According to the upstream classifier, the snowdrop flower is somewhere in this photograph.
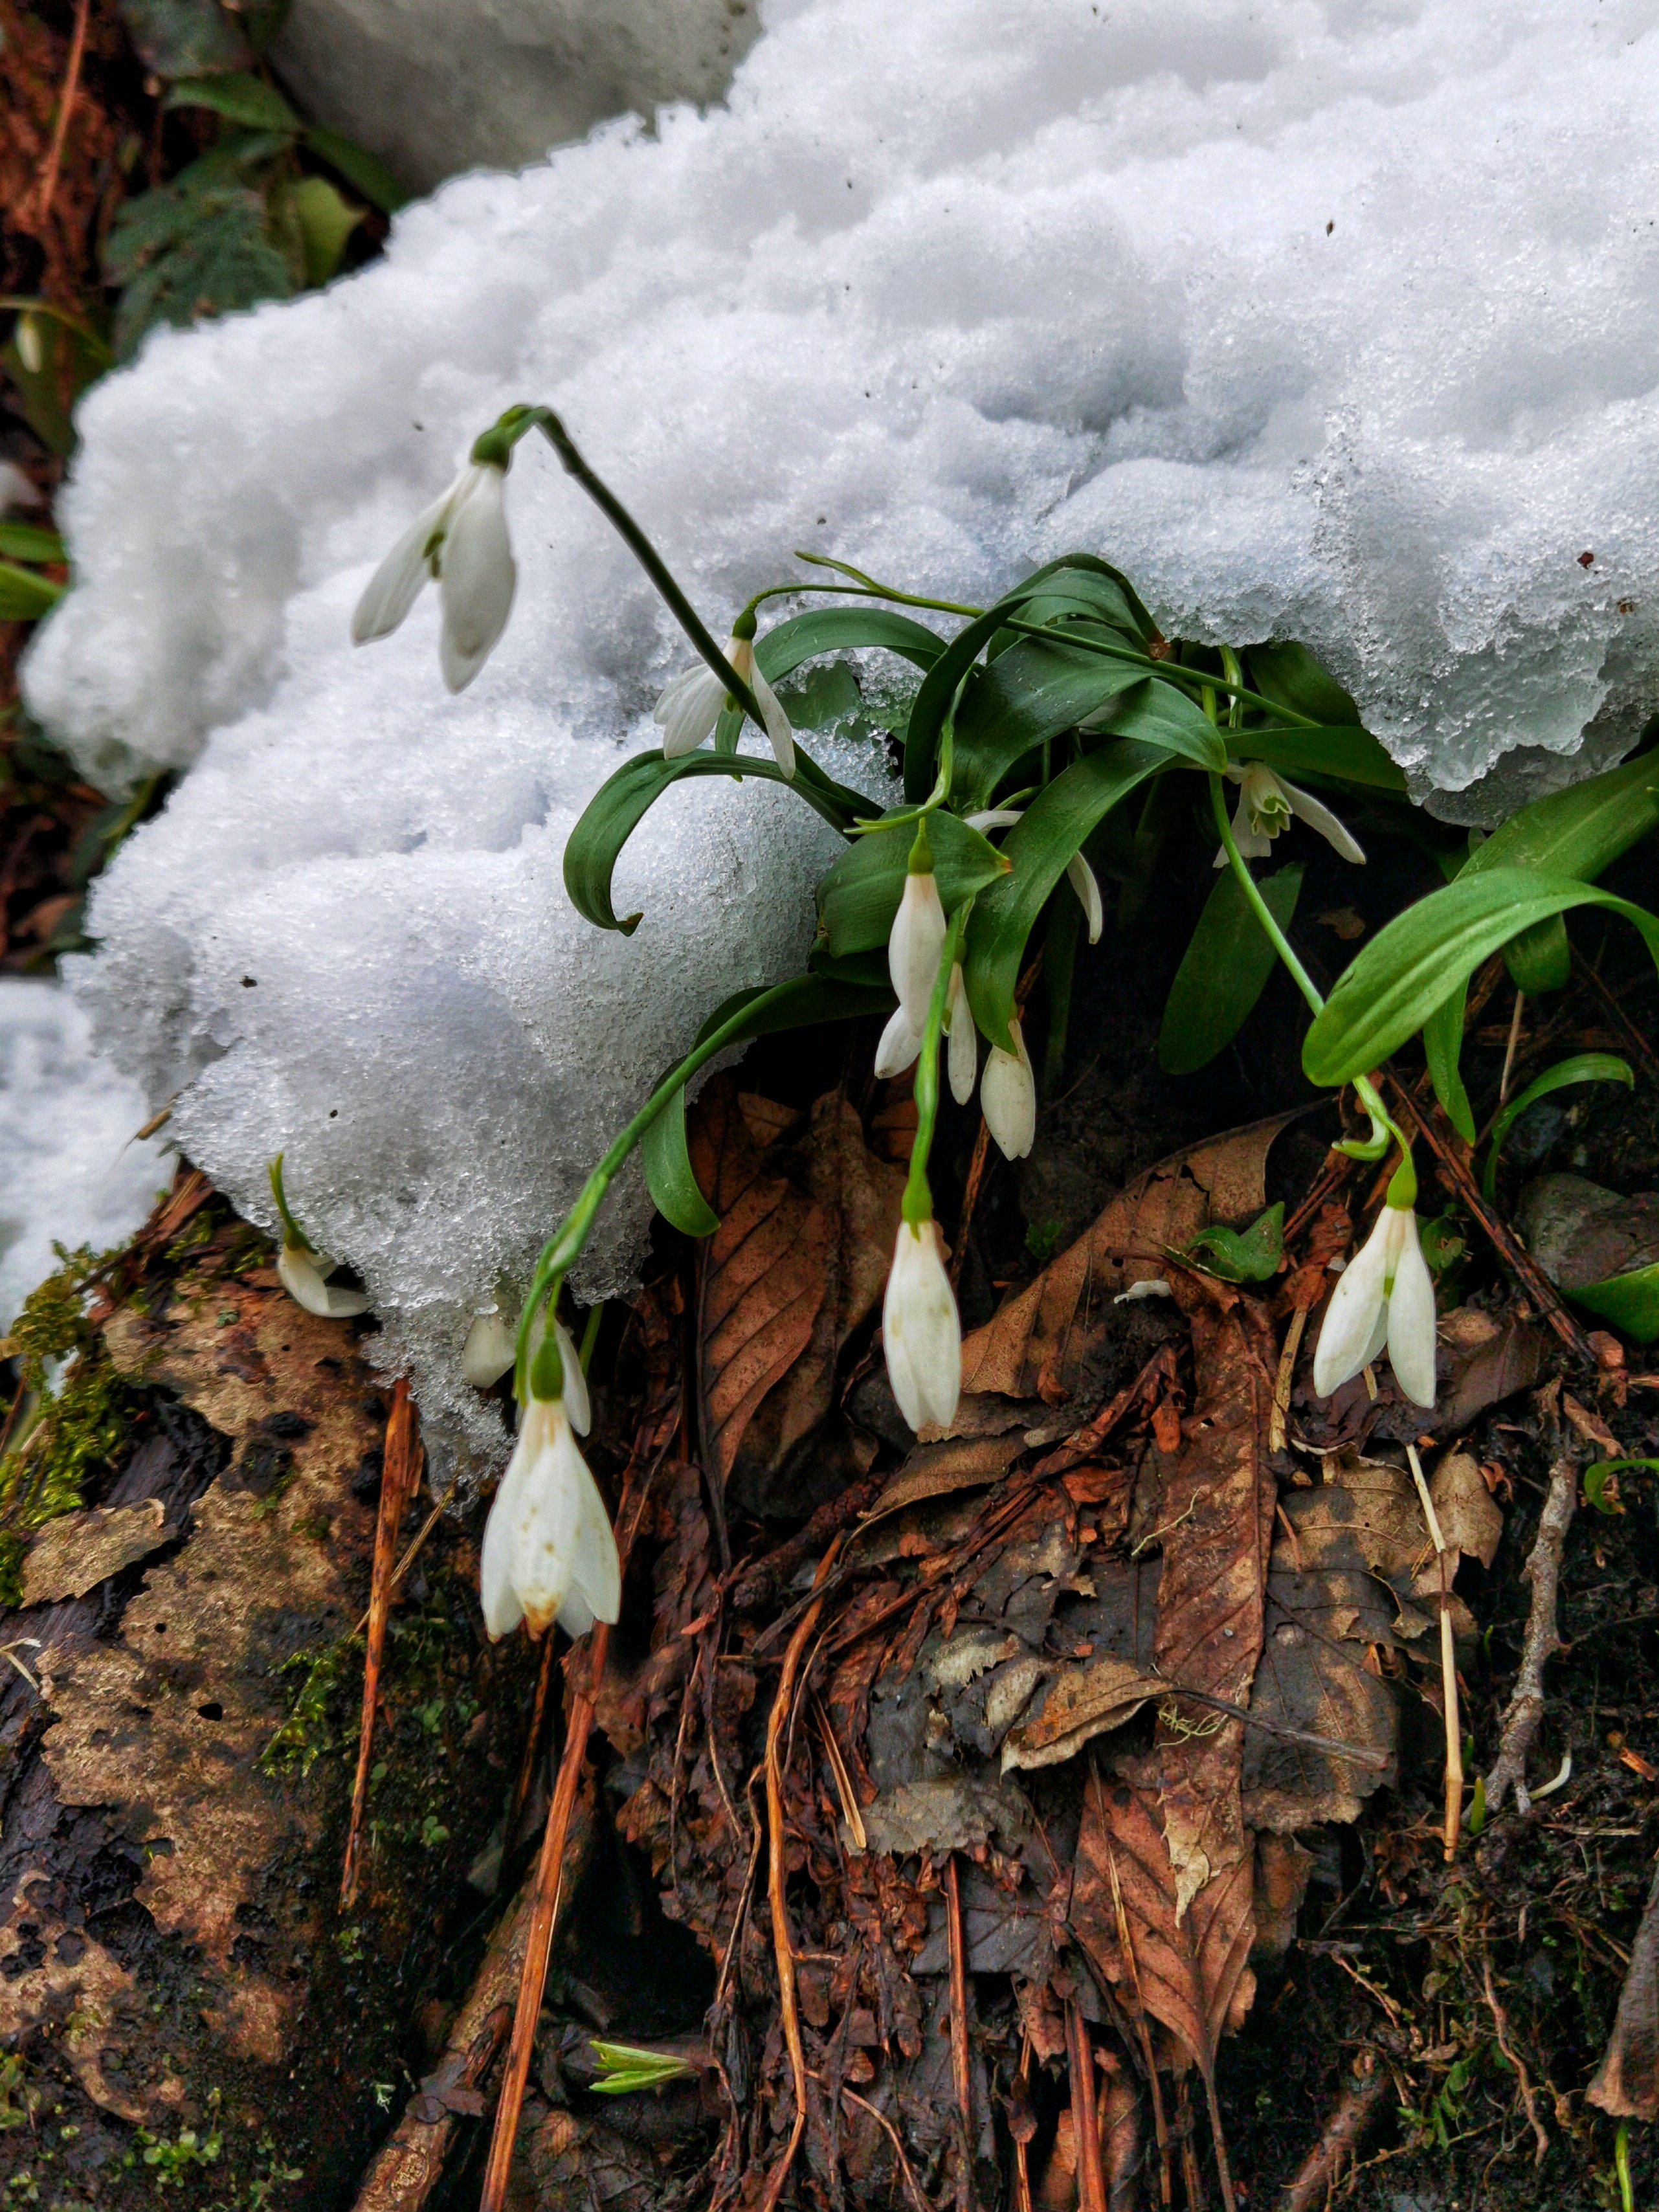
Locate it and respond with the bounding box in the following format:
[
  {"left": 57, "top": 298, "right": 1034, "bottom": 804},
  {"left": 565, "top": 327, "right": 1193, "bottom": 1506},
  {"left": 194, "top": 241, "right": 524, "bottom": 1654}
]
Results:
[
  {"left": 965, "top": 809, "right": 1102, "bottom": 943},
  {"left": 463, "top": 1304, "right": 591, "bottom": 1433},
  {"left": 352, "top": 460, "right": 516, "bottom": 693},
  {"left": 1312, "top": 1201, "right": 1437, "bottom": 1408},
  {"left": 883, "top": 1216, "right": 961, "bottom": 1432},
  {"left": 946, "top": 965, "right": 977, "bottom": 1104},
  {"left": 981, "top": 1015, "right": 1036, "bottom": 1160},
  {"left": 874, "top": 854, "right": 947, "bottom": 1078},
  {"left": 653, "top": 623, "right": 795, "bottom": 777},
  {"left": 1214, "top": 763, "right": 1365, "bottom": 867},
  {"left": 480, "top": 1391, "right": 619, "bottom": 1639},
  {"left": 277, "top": 1243, "right": 371, "bottom": 1320}
]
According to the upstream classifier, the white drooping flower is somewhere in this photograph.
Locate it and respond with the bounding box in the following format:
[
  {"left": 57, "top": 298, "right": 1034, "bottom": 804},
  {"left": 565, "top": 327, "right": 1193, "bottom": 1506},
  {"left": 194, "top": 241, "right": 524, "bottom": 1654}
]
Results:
[
  {"left": 352, "top": 460, "right": 517, "bottom": 694},
  {"left": 874, "top": 862, "right": 948, "bottom": 1078},
  {"left": 1214, "top": 763, "right": 1366, "bottom": 866},
  {"left": 980, "top": 1014, "right": 1036, "bottom": 1160},
  {"left": 277, "top": 1242, "right": 371, "bottom": 1319},
  {"left": 1312, "top": 1201, "right": 1437, "bottom": 1408},
  {"left": 883, "top": 1216, "right": 961, "bottom": 1432},
  {"left": 462, "top": 1305, "right": 590, "bottom": 1433},
  {"left": 965, "top": 809, "right": 1103, "bottom": 943},
  {"left": 479, "top": 1392, "right": 620, "bottom": 1639},
  {"left": 946, "top": 964, "right": 977, "bottom": 1104},
  {"left": 653, "top": 632, "right": 796, "bottom": 777}
]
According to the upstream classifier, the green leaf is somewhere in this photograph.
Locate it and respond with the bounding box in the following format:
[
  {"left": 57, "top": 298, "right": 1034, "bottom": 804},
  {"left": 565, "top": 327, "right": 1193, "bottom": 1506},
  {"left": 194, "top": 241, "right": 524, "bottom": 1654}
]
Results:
[
  {"left": 1583, "top": 1460, "right": 1658, "bottom": 1514},
  {"left": 774, "top": 660, "right": 862, "bottom": 732},
  {"left": 641, "top": 976, "right": 892, "bottom": 1236},
  {"left": 563, "top": 748, "right": 874, "bottom": 935},
  {"left": 0, "top": 563, "right": 63, "bottom": 620},
  {"left": 1243, "top": 640, "right": 1361, "bottom": 727},
  {"left": 1185, "top": 1202, "right": 1285, "bottom": 1283},
  {"left": 1093, "top": 677, "right": 1227, "bottom": 772},
  {"left": 588, "top": 2042, "right": 698, "bottom": 2095},
  {"left": 165, "top": 71, "right": 300, "bottom": 131},
  {"left": 304, "top": 126, "right": 411, "bottom": 215},
  {"left": 964, "top": 739, "right": 1168, "bottom": 1051},
  {"left": 1571, "top": 1265, "right": 1659, "bottom": 1345},
  {"left": 1422, "top": 990, "right": 1476, "bottom": 1143},
  {"left": 1158, "top": 862, "right": 1304, "bottom": 1074},
  {"left": 1503, "top": 913, "right": 1571, "bottom": 994},
  {"left": 950, "top": 636, "right": 1144, "bottom": 811},
  {"left": 119, "top": 0, "right": 254, "bottom": 76},
  {"left": 1467, "top": 1774, "right": 1487, "bottom": 1835},
  {"left": 816, "top": 811, "right": 1008, "bottom": 959},
  {"left": 1229, "top": 724, "right": 1407, "bottom": 793},
  {"left": 1480, "top": 1053, "right": 1633, "bottom": 1201},
  {"left": 106, "top": 153, "right": 295, "bottom": 359},
  {"left": 278, "top": 174, "right": 363, "bottom": 287},
  {"left": 1418, "top": 1212, "right": 1465, "bottom": 1273},
  {"left": 0, "top": 523, "right": 63, "bottom": 564},
  {"left": 1304, "top": 868, "right": 1659, "bottom": 1088},
  {"left": 0, "top": 304, "right": 110, "bottom": 457}
]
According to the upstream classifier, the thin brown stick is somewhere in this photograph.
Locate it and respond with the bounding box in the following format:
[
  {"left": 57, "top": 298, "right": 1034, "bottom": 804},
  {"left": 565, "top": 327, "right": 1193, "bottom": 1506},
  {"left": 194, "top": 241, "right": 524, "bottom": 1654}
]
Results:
[
  {"left": 1175, "top": 2075, "right": 1205, "bottom": 2212},
  {"left": 1066, "top": 1999, "right": 1108, "bottom": 2212},
  {"left": 350, "top": 1478, "right": 459, "bottom": 1637},
  {"left": 1098, "top": 1793, "right": 1170, "bottom": 2209},
  {"left": 32, "top": 0, "right": 91, "bottom": 227},
  {"left": 1480, "top": 1951, "right": 1548, "bottom": 2162},
  {"left": 948, "top": 1118, "right": 992, "bottom": 1291},
  {"left": 341, "top": 1379, "right": 421, "bottom": 1911},
  {"left": 1282, "top": 1144, "right": 1353, "bottom": 1247},
  {"left": 1498, "top": 990, "right": 1526, "bottom": 1104},
  {"left": 1385, "top": 1077, "right": 1597, "bottom": 1364},
  {"left": 507, "top": 1631, "right": 557, "bottom": 1846},
  {"left": 946, "top": 1853, "right": 976, "bottom": 2212},
  {"left": 1012, "top": 2033, "right": 1035, "bottom": 2212},
  {"left": 1574, "top": 949, "right": 1659, "bottom": 1085},
  {"left": 841, "top": 2088, "right": 931, "bottom": 2212},
  {"left": 1406, "top": 1442, "right": 1462, "bottom": 1862},
  {"left": 478, "top": 1624, "right": 607, "bottom": 2212},
  {"left": 1269, "top": 1305, "right": 1308, "bottom": 1455},
  {"left": 755, "top": 1542, "right": 842, "bottom": 2212},
  {"left": 1485, "top": 1446, "right": 1579, "bottom": 1815},
  {"left": 1198, "top": 2064, "right": 1238, "bottom": 2212},
  {"left": 1273, "top": 2060, "right": 1387, "bottom": 2212}
]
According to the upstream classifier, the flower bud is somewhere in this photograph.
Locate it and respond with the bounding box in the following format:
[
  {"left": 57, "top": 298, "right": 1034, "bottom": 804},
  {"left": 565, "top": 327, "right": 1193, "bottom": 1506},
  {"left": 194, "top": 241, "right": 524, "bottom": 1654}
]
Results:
[
  {"left": 980, "top": 1015, "right": 1036, "bottom": 1160},
  {"left": 1312, "top": 1201, "right": 1436, "bottom": 1408},
  {"left": 882, "top": 1216, "right": 961, "bottom": 1433},
  {"left": 479, "top": 1393, "right": 619, "bottom": 1640}
]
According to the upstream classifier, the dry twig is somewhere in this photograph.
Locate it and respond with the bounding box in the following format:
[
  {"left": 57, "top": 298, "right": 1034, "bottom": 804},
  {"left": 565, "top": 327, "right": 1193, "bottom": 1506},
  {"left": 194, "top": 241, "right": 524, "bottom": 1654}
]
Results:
[
  {"left": 946, "top": 1853, "right": 977, "bottom": 2212},
  {"left": 1065, "top": 1998, "right": 1108, "bottom": 2212},
  {"left": 1407, "top": 1441, "right": 1463, "bottom": 1862},
  {"left": 341, "top": 1378, "right": 421, "bottom": 1911},
  {"left": 32, "top": 0, "right": 91, "bottom": 227},
  {"left": 1274, "top": 2059, "right": 1388, "bottom": 2212},
  {"left": 1484, "top": 1445, "right": 1579, "bottom": 1815},
  {"left": 1480, "top": 1950, "right": 1549, "bottom": 2162}
]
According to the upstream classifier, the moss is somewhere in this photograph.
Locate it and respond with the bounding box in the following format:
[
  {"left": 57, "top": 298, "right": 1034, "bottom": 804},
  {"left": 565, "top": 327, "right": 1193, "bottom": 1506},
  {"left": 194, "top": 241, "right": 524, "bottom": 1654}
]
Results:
[{"left": 260, "top": 1633, "right": 363, "bottom": 1780}]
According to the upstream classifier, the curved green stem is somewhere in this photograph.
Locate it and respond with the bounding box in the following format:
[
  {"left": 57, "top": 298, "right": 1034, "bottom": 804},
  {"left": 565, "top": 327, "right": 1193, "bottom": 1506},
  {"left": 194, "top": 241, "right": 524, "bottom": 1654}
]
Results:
[
  {"left": 789, "top": 552, "right": 983, "bottom": 619},
  {"left": 902, "top": 911, "right": 965, "bottom": 1227},
  {"left": 471, "top": 405, "right": 769, "bottom": 739},
  {"left": 514, "top": 974, "right": 808, "bottom": 1394}
]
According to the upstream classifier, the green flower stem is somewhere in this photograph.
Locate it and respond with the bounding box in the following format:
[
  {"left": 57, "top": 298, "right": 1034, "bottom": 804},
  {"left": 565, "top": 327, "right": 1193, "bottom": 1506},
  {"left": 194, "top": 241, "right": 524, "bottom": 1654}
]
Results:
[
  {"left": 901, "top": 911, "right": 965, "bottom": 1228},
  {"left": 267, "top": 1154, "right": 311, "bottom": 1253},
  {"left": 471, "top": 404, "right": 769, "bottom": 738},
  {"left": 515, "top": 974, "right": 808, "bottom": 1394},
  {"left": 1208, "top": 772, "right": 1409, "bottom": 1179},
  {"left": 748, "top": 577, "right": 983, "bottom": 621}
]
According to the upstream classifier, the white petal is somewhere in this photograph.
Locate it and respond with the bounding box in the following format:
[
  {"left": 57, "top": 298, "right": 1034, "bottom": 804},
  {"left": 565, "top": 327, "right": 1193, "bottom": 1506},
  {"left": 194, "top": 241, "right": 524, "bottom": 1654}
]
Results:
[
  {"left": 652, "top": 663, "right": 709, "bottom": 722},
  {"left": 882, "top": 1219, "right": 961, "bottom": 1431},
  {"left": 278, "top": 1243, "right": 370, "bottom": 1319},
  {"left": 438, "top": 465, "right": 516, "bottom": 693},
  {"left": 750, "top": 666, "right": 797, "bottom": 779},
  {"left": 965, "top": 807, "right": 1023, "bottom": 833},
  {"left": 1230, "top": 790, "right": 1275, "bottom": 861},
  {"left": 480, "top": 1451, "right": 528, "bottom": 1638},
  {"left": 946, "top": 966, "right": 977, "bottom": 1104},
  {"left": 888, "top": 869, "right": 947, "bottom": 1023},
  {"left": 1311, "top": 1214, "right": 1392, "bottom": 1395},
  {"left": 1284, "top": 779, "right": 1367, "bottom": 866},
  {"left": 980, "top": 1017, "right": 1036, "bottom": 1160},
  {"left": 1065, "top": 851, "right": 1104, "bottom": 943},
  {"left": 462, "top": 1308, "right": 515, "bottom": 1389},
  {"left": 555, "top": 1317, "right": 591, "bottom": 1436},
  {"left": 874, "top": 1005, "right": 923, "bottom": 1079},
  {"left": 657, "top": 667, "right": 725, "bottom": 756},
  {"left": 1383, "top": 1211, "right": 1438, "bottom": 1407},
  {"left": 511, "top": 1402, "right": 620, "bottom": 1637},
  {"left": 351, "top": 487, "right": 450, "bottom": 644}
]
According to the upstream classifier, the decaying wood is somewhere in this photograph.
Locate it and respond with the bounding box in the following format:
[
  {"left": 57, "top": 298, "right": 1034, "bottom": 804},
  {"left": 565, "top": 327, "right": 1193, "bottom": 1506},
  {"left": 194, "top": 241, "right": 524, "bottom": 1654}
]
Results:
[
  {"left": 1274, "top": 2058, "right": 1388, "bottom": 2211},
  {"left": 1589, "top": 1860, "right": 1659, "bottom": 2119},
  {"left": 1484, "top": 1446, "right": 1579, "bottom": 1815}
]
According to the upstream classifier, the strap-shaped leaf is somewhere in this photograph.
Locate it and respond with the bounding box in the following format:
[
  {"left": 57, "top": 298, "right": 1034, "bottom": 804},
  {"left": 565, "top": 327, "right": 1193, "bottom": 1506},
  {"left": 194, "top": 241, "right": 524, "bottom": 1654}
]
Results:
[
  {"left": 1480, "top": 1052, "right": 1633, "bottom": 1202},
  {"left": 1304, "top": 868, "right": 1659, "bottom": 1087},
  {"left": 1158, "top": 862, "right": 1304, "bottom": 1074},
  {"left": 564, "top": 748, "right": 875, "bottom": 933},
  {"left": 1093, "top": 678, "right": 1227, "bottom": 771},
  {"left": 0, "top": 522, "right": 63, "bottom": 564},
  {"left": 714, "top": 603, "right": 944, "bottom": 751},
  {"left": 816, "top": 810, "right": 1008, "bottom": 959},
  {"left": 964, "top": 739, "right": 1169, "bottom": 1050},
  {"left": 1504, "top": 911, "right": 1571, "bottom": 994},
  {"left": 1415, "top": 745, "right": 1659, "bottom": 1123},
  {"left": 952, "top": 636, "right": 1145, "bottom": 810},
  {"left": 1243, "top": 640, "right": 1361, "bottom": 727},
  {"left": 1229, "top": 725, "right": 1407, "bottom": 793},
  {"left": 0, "top": 561, "right": 61, "bottom": 620},
  {"left": 640, "top": 976, "right": 893, "bottom": 1235}
]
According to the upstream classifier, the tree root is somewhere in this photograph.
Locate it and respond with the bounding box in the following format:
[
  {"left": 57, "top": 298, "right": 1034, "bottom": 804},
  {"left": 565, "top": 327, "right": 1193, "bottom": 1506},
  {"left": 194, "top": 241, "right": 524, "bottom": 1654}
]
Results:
[
  {"left": 1484, "top": 1445, "right": 1579, "bottom": 1815},
  {"left": 1273, "top": 2058, "right": 1388, "bottom": 2212}
]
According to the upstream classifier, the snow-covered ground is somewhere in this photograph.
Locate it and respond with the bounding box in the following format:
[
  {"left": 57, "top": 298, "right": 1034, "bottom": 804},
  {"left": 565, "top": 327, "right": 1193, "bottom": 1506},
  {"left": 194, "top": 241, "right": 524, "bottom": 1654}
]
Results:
[{"left": 20, "top": 0, "right": 1659, "bottom": 1477}]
